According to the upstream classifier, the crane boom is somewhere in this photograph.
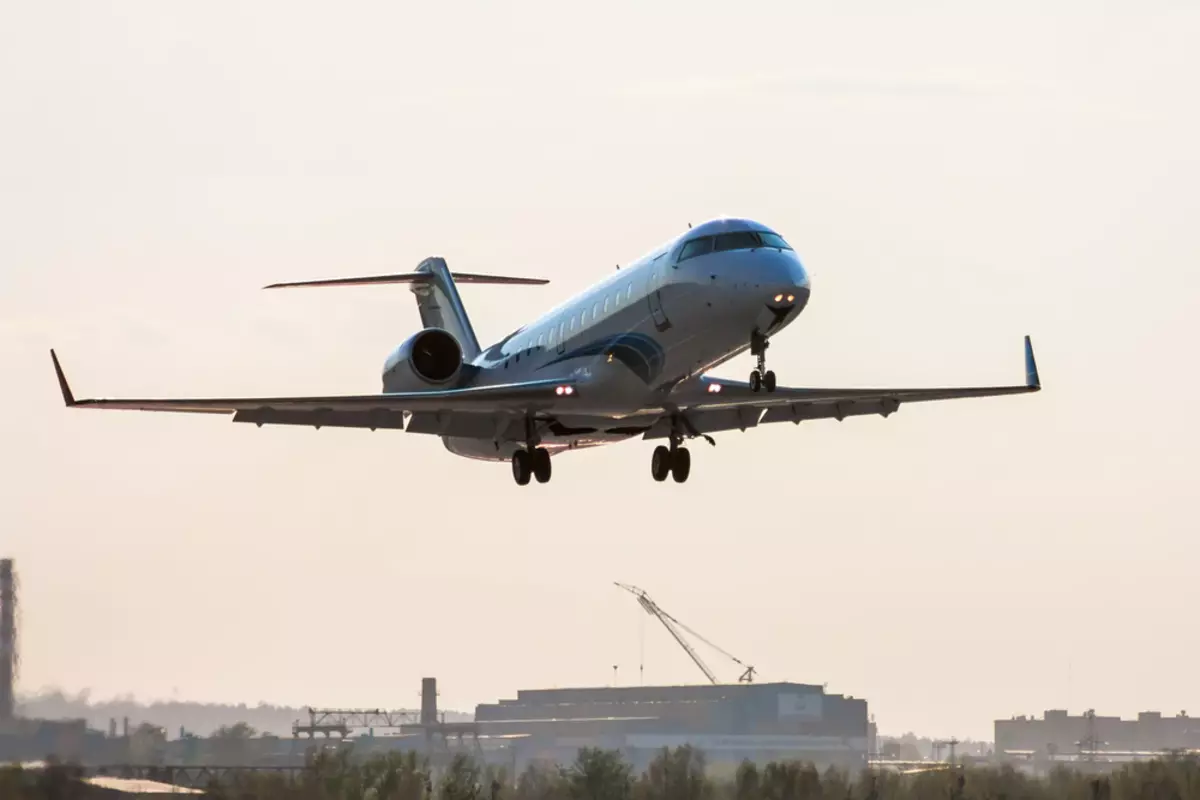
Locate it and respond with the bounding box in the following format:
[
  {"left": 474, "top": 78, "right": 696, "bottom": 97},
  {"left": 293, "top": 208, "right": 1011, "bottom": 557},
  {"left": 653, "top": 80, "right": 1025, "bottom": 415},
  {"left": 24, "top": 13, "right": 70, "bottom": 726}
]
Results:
[{"left": 615, "top": 582, "right": 753, "bottom": 685}]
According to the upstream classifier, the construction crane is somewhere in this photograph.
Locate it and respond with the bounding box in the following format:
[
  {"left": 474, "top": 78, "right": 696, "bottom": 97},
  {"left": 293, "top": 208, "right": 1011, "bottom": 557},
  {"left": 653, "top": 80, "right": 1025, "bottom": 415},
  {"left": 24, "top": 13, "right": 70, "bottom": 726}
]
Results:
[{"left": 615, "top": 582, "right": 755, "bottom": 684}]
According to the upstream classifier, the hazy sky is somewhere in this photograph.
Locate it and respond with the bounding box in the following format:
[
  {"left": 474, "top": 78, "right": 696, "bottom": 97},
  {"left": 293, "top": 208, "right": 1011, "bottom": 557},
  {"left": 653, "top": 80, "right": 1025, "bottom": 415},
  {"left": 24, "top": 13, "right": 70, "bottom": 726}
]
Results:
[{"left": 2, "top": 2, "right": 1197, "bottom": 741}]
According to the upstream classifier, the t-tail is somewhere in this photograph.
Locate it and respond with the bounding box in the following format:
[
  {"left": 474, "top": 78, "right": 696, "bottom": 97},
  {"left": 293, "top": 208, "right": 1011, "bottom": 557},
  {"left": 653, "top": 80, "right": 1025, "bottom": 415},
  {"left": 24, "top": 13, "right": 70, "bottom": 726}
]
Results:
[{"left": 264, "top": 260, "right": 548, "bottom": 360}]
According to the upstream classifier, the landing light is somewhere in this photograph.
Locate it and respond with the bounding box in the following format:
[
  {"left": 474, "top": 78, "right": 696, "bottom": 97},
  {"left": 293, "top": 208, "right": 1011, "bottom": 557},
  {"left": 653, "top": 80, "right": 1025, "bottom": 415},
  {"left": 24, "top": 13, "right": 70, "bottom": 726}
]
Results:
[
  {"left": 556, "top": 385, "right": 575, "bottom": 396},
  {"left": 707, "top": 383, "right": 722, "bottom": 394},
  {"left": 786, "top": 294, "right": 794, "bottom": 302},
  {"left": 774, "top": 293, "right": 783, "bottom": 302}
]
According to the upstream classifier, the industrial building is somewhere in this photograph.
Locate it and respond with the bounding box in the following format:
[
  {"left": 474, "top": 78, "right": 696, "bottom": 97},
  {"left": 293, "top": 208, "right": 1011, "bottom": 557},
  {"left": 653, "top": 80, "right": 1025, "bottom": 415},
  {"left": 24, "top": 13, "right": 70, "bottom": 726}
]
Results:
[
  {"left": 474, "top": 682, "right": 871, "bottom": 770},
  {"left": 996, "top": 709, "right": 1200, "bottom": 760}
]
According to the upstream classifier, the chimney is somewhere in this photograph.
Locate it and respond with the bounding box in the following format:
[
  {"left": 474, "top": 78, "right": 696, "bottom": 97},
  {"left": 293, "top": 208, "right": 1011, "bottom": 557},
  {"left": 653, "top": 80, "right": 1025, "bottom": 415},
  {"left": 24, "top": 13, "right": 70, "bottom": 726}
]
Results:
[
  {"left": 0, "top": 559, "right": 16, "bottom": 722},
  {"left": 421, "top": 678, "right": 438, "bottom": 726}
]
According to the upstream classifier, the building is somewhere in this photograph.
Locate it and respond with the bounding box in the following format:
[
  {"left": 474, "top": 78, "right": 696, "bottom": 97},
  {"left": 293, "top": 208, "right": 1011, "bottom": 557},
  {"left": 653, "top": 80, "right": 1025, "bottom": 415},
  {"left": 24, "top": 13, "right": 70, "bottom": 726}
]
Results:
[
  {"left": 474, "top": 682, "right": 870, "bottom": 771},
  {"left": 996, "top": 709, "right": 1200, "bottom": 760}
]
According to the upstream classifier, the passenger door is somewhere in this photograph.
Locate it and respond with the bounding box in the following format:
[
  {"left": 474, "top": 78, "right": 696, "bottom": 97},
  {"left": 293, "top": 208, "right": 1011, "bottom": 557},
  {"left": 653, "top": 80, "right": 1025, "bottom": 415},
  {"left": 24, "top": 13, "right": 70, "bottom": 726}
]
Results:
[{"left": 647, "top": 257, "right": 672, "bottom": 332}]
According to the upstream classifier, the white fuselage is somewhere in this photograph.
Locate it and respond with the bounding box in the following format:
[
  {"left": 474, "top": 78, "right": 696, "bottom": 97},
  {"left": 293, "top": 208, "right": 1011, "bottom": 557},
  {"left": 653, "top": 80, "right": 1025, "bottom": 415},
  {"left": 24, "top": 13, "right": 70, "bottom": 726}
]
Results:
[{"left": 383, "top": 217, "right": 811, "bottom": 461}]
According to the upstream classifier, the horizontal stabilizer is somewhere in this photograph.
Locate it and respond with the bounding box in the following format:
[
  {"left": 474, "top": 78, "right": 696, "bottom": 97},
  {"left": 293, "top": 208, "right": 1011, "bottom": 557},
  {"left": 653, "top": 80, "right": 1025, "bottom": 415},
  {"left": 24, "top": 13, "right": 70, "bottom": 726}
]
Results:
[{"left": 264, "top": 271, "right": 548, "bottom": 289}]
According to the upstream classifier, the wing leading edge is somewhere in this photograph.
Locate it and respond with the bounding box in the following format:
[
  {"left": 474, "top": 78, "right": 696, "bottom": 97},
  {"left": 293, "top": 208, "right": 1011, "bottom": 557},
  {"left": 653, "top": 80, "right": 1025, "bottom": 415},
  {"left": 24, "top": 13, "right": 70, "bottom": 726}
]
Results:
[
  {"left": 49, "top": 350, "right": 580, "bottom": 429},
  {"left": 649, "top": 336, "right": 1041, "bottom": 438}
]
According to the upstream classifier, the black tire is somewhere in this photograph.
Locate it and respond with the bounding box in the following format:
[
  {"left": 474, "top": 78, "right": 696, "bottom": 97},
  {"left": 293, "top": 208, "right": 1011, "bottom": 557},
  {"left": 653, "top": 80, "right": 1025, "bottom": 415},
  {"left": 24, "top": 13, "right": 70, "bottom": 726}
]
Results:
[
  {"left": 651, "top": 445, "right": 672, "bottom": 482},
  {"left": 764, "top": 370, "right": 777, "bottom": 392},
  {"left": 750, "top": 370, "right": 762, "bottom": 392},
  {"left": 511, "top": 450, "right": 531, "bottom": 485},
  {"left": 533, "top": 447, "right": 552, "bottom": 483},
  {"left": 671, "top": 447, "right": 691, "bottom": 483}
]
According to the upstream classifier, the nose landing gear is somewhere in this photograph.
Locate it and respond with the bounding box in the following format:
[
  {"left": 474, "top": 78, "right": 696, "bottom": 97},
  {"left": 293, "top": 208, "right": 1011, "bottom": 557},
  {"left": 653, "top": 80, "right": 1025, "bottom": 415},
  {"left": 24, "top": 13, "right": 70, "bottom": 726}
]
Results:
[{"left": 749, "top": 331, "right": 776, "bottom": 393}]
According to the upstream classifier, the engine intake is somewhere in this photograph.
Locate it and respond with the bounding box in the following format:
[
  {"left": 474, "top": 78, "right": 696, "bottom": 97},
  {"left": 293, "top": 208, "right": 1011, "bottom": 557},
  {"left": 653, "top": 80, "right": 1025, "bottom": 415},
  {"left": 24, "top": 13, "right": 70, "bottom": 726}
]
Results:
[{"left": 382, "top": 328, "right": 464, "bottom": 391}]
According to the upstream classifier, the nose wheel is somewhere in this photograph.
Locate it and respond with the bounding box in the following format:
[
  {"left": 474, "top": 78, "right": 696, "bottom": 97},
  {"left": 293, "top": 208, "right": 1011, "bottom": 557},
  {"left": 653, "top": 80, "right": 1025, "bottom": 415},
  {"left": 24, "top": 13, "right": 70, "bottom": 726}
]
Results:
[{"left": 749, "top": 331, "right": 776, "bottom": 393}]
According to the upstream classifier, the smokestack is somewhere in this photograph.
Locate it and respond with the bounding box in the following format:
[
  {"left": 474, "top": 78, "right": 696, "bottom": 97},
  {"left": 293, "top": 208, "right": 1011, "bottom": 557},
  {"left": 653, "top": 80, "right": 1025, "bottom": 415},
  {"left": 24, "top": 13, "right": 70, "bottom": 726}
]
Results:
[
  {"left": 0, "top": 559, "right": 15, "bottom": 722},
  {"left": 421, "top": 678, "right": 438, "bottom": 726}
]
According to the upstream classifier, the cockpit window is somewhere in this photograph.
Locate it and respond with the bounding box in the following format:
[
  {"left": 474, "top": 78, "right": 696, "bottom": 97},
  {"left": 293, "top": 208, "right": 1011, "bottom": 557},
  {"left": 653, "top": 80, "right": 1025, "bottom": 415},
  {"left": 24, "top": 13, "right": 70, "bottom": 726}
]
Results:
[
  {"left": 712, "top": 231, "right": 762, "bottom": 252},
  {"left": 756, "top": 231, "right": 793, "bottom": 250},
  {"left": 677, "top": 237, "right": 714, "bottom": 262}
]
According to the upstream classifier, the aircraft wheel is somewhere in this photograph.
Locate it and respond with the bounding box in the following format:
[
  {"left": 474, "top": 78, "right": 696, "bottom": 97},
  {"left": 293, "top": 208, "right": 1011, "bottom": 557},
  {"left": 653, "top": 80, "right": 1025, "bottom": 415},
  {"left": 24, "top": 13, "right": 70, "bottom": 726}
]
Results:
[
  {"left": 532, "top": 447, "right": 552, "bottom": 483},
  {"left": 511, "top": 450, "right": 532, "bottom": 486},
  {"left": 650, "top": 445, "right": 672, "bottom": 482},
  {"left": 749, "top": 370, "right": 762, "bottom": 392},
  {"left": 671, "top": 447, "right": 691, "bottom": 483},
  {"left": 763, "top": 370, "right": 777, "bottom": 392}
]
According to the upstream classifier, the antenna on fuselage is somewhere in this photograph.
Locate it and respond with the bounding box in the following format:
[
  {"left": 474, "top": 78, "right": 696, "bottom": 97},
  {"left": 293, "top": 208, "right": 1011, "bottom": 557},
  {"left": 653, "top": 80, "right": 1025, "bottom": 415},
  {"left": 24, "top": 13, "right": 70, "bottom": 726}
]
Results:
[{"left": 688, "top": 222, "right": 692, "bottom": 229}]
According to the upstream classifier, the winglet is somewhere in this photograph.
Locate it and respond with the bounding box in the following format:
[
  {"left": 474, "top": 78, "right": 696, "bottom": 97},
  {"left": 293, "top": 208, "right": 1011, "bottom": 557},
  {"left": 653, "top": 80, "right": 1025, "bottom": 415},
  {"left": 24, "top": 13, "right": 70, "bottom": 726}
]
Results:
[
  {"left": 50, "top": 349, "right": 77, "bottom": 406},
  {"left": 1024, "top": 335, "right": 1040, "bottom": 389}
]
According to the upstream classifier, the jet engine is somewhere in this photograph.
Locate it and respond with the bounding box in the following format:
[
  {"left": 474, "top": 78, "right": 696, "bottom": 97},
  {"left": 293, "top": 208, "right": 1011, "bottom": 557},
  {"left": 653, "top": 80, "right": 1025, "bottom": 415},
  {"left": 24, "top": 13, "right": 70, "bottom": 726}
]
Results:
[{"left": 381, "top": 328, "right": 464, "bottom": 391}]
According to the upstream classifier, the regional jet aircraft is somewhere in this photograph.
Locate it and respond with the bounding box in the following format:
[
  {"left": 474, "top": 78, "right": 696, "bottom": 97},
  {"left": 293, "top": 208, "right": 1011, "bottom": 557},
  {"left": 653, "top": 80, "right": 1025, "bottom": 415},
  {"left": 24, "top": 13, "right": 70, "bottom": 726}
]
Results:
[{"left": 50, "top": 217, "right": 1040, "bottom": 485}]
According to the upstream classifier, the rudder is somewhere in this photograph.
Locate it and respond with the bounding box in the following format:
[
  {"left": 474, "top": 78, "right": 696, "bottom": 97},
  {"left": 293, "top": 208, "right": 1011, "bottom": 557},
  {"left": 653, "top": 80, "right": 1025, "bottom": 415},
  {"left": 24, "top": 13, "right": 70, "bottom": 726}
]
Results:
[{"left": 410, "top": 257, "right": 482, "bottom": 360}]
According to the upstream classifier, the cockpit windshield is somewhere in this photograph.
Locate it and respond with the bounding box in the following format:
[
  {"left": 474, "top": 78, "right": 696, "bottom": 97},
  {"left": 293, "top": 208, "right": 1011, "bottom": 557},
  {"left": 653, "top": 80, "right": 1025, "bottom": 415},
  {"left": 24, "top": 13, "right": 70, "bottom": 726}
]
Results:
[{"left": 677, "top": 230, "right": 793, "bottom": 262}]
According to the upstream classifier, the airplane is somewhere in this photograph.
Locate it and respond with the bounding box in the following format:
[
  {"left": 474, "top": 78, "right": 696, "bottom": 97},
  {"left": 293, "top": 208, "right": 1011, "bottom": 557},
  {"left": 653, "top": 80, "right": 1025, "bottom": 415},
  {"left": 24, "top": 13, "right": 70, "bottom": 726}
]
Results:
[{"left": 49, "top": 216, "right": 1041, "bottom": 486}]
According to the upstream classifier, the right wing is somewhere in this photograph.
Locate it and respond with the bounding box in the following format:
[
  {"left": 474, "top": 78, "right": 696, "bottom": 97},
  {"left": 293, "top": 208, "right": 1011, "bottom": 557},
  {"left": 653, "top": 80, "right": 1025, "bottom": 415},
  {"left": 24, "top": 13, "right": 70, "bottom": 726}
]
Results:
[
  {"left": 645, "top": 336, "right": 1041, "bottom": 439},
  {"left": 50, "top": 350, "right": 580, "bottom": 431}
]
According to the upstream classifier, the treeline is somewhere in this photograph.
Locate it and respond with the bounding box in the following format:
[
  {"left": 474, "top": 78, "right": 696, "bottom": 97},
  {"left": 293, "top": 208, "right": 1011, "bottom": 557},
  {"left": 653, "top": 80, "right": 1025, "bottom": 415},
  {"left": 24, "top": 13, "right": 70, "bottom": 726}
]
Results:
[{"left": 5, "top": 746, "right": 1200, "bottom": 799}]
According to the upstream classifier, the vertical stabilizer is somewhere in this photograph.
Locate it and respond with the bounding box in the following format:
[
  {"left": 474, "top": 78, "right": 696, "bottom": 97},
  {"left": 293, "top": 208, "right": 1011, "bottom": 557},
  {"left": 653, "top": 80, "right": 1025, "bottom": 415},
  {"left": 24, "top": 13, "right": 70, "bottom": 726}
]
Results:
[{"left": 411, "top": 258, "right": 482, "bottom": 360}]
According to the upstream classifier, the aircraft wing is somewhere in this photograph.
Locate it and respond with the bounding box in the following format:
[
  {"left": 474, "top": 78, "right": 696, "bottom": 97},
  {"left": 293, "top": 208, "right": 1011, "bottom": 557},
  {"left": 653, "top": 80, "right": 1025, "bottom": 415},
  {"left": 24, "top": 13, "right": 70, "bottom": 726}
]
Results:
[
  {"left": 49, "top": 350, "right": 580, "bottom": 430},
  {"left": 650, "top": 336, "right": 1040, "bottom": 439}
]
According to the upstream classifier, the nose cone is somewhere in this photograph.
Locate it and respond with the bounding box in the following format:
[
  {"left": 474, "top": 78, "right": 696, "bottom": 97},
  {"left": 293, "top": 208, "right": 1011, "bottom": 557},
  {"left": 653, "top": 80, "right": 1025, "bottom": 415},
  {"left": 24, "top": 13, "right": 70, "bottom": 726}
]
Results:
[{"left": 759, "top": 250, "right": 811, "bottom": 309}]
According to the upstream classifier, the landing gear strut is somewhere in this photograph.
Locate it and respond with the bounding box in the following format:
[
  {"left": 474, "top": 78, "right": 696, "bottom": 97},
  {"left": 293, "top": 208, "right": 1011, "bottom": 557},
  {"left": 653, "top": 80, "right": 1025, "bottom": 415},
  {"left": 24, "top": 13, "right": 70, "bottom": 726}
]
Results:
[
  {"left": 511, "top": 417, "right": 552, "bottom": 486},
  {"left": 749, "top": 331, "right": 776, "bottom": 393}
]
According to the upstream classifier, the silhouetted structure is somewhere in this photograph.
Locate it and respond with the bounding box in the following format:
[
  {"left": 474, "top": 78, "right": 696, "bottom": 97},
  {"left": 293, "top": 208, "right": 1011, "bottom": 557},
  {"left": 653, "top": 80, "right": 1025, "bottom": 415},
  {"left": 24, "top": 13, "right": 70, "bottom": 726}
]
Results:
[
  {"left": 0, "top": 559, "right": 15, "bottom": 723},
  {"left": 997, "top": 709, "right": 1200, "bottom": 760},
  {"left": 475, "top": 681, "right": 869, "bottom": 770}
]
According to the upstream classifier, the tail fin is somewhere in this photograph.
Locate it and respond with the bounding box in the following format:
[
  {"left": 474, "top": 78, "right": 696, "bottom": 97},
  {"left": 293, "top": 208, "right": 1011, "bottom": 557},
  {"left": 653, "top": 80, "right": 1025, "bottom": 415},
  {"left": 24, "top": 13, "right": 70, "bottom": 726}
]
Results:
[{"left": 264, "top": 260, "right": 549, "bottom": 361}]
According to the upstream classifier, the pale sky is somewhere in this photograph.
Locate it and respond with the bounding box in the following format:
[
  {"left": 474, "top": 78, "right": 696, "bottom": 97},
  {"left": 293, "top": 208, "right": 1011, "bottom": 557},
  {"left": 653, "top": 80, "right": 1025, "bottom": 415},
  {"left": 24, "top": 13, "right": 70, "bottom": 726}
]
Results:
[{"left": 1, "top": 2, "right": 1197, "bottom": 741}]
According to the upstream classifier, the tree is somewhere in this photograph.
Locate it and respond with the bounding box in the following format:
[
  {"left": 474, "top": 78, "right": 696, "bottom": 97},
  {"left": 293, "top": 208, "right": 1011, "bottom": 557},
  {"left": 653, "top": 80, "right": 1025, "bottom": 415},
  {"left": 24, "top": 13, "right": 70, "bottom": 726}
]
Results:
[
  {"left": 635, "top": 746, "right": 709, "bottom": 800},
  {"left": 566, "top": 747, "right": 633, "bottom": 800}
]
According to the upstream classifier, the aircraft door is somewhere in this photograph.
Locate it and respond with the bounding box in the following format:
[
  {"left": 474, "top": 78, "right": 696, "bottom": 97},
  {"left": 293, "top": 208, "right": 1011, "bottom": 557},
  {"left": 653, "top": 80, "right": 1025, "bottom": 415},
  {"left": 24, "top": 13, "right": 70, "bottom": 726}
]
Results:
[{"left": 647, "top": 259, "right": 672, "bottom": 332}]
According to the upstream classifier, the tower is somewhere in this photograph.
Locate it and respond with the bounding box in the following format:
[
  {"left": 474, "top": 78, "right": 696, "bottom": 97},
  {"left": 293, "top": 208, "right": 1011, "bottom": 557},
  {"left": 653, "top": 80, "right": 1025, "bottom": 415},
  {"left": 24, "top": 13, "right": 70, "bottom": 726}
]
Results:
[{"left": 0, "top": 559, "right": 17, "bottom": 722}]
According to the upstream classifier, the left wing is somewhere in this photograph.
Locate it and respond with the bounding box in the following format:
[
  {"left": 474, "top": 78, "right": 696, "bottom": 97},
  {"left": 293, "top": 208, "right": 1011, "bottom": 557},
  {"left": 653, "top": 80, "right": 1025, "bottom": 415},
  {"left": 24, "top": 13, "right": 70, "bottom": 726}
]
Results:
[
  {"left": 50, "top": 350, "right": 581, "bottom": 430},
  {"left": 647, "top": 336, "right": 1040, "bottom": 439}
]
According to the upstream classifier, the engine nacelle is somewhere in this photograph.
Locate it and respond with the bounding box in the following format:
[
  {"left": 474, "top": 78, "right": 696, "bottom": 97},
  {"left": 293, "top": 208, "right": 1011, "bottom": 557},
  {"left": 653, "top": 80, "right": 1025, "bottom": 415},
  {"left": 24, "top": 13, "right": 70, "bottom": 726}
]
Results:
[{"left": 381, "top": 328, "right": 464, "bottom": 391}]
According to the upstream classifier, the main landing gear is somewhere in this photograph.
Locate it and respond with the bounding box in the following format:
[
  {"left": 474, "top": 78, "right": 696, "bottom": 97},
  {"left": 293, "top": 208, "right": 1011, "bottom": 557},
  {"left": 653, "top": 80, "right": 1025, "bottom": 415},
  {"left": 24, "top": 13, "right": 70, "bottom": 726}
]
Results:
[
  {"left": 650, "top": 442, "right": 690, "bottom": 484},
  {"left": 511, "top": 447, "right": 551, "bottom": 485},
  {"left": 749, "top": 330, "right": 776, "bottom": 393},
  {"left": 511, "top": 417, "right": 552, "bottom": 486},
  {"left": 650, "top": 416, "right": 712, "bottom": 484}
]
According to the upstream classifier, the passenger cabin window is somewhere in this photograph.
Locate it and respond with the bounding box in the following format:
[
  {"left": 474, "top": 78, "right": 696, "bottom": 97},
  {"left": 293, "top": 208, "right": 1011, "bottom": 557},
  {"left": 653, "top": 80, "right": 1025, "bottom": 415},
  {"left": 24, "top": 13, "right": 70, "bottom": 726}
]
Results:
[
  {"left": 603, "top": 296, "right": 610, "bottom": 313},
  {"left": 570, "top": 317, "right": 576, "bottom": 332},
  {"left": 678, "top": 237, "right": 714, "bottom": 262},
  {"left": 560, "top": 321, "right": 567, "bottom": 339},
  {"left": 592, "top": 303, "right": 599, "bottom": 320},
  {"left": 548, "top": 328, "right": 555, "bottom": 346},
  {"left": 713, "top": 231, "right": 761, "bottom": 252},
  {"left": 537, "top": 333, "right": 544, "bottom": 348},
  {"left": 625, "top": 284, "right": 632, "bottom": 301}
]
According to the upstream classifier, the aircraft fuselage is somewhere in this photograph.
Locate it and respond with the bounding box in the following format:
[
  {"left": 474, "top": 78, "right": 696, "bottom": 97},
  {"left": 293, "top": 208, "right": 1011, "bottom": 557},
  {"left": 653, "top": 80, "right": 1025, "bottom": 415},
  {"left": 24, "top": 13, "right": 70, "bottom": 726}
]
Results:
[{"left": 400, "top": 217, "right": 811, "bottom": 460}]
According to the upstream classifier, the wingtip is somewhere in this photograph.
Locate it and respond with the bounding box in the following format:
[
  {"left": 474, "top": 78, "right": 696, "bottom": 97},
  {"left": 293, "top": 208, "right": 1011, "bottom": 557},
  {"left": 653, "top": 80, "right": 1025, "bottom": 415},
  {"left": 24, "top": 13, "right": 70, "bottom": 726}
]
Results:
[
  {"left": 1024, "top": 335, "right": 1041, "bottom": 389},
  {"left": 50, "top": 349, "right": 76, "bottom": 406}
]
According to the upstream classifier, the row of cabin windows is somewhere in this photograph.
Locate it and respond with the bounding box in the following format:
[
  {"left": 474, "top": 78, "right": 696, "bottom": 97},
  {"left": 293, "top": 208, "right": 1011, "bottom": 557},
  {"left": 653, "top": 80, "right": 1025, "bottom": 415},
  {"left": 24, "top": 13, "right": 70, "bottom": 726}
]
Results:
[{"left": 505, "top": 282, "right": 637, "bottom": 367}]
